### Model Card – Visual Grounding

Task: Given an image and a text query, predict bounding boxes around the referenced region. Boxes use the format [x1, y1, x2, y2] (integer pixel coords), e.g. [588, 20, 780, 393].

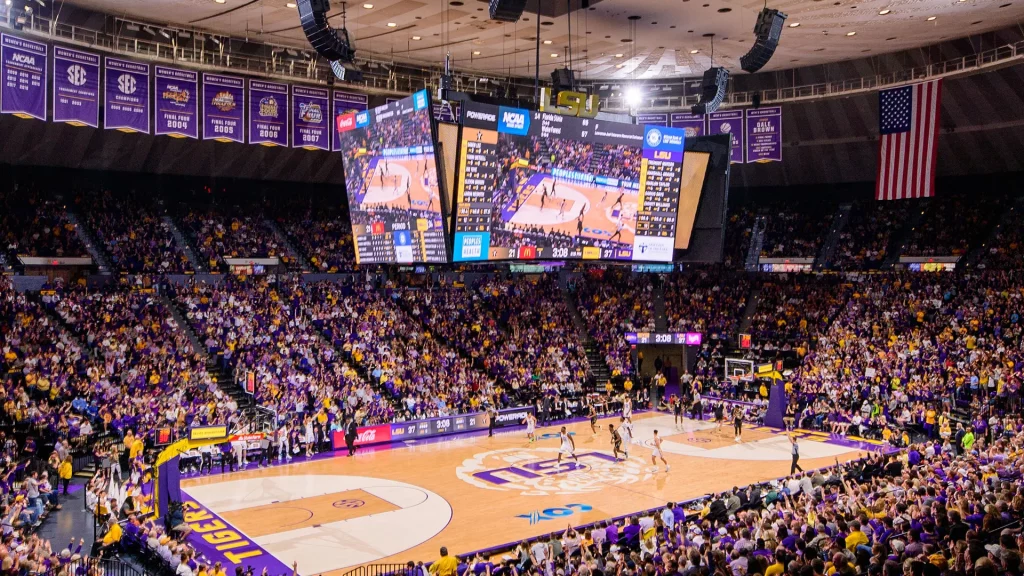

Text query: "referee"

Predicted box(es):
[487, 403, 498, 437]
[790, 434, 803, 474]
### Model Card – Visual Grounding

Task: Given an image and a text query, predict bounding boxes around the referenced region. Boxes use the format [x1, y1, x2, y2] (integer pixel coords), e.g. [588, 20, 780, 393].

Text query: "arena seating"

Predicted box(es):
[663, 268, 750, 340]
[80, 189, 193, 274]
[576, 270, 655, 377]
[829, 202, 911, 270]
[0, 184, 89, 262]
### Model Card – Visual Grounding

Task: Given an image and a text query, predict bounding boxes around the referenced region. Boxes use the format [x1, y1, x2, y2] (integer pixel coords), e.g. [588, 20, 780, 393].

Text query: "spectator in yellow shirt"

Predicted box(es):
[428, 547, 459, 576]
[846, 521, 869, 552]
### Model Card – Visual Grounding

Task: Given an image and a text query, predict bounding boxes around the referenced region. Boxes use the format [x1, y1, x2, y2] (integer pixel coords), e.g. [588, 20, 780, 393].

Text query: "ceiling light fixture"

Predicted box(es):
[412, 35, 421, 40]
[690, 49, 699, 53]
[362, 3, 373, 7]
[846, 30, 856, 35]
[878, 8, 890, 14]
[550, 53, 559, 57]
[624, 86, 642, 107]
[386, 22, 397, 27]
[473, 50, 480, 55]
[211, 36, 220, 45]
[543, 40, 552, 44]
[788, 22, 800, 27]
[160, 29, 171, 38]
[286, 2, 296, 7]
[926, 15, 936, 20]
[214, 0, 226, 3]
[615, 53, 623, 57]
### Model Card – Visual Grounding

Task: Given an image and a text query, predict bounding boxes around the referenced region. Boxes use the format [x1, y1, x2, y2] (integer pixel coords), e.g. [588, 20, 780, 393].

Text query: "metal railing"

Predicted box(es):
[39, 556, 147, 576]
[340, 564, 420, 576]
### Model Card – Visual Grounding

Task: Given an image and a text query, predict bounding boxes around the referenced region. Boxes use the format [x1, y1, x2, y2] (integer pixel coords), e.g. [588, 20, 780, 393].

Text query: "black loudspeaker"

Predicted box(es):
[691, 67, 729, 115]
[740, 8, 787, 73]
[489, 0, 528, 22]
[297, 0, 355, 62]
[751, 92, 762, 109]
[550, 68, 576, 93]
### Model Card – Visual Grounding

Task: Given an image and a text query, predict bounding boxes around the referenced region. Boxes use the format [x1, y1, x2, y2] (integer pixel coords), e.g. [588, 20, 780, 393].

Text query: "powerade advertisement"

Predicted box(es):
[331, 406, 535, 450]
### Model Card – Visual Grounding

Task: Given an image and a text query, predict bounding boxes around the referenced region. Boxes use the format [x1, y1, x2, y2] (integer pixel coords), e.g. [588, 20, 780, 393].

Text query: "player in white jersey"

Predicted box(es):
[556, 426, 579, 468]
[622, 396, 633, 420]
[524, 413, 537, 443]
[617, 417, 633, 458]
[650, 430, 670, 473]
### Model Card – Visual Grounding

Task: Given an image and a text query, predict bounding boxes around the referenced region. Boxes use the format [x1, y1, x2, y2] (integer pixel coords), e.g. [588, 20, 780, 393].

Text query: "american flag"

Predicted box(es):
[876, 79, 943, 201]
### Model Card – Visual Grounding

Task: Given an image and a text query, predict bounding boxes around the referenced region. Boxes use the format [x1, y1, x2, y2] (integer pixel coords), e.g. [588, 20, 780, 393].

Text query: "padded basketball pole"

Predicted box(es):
[534, 6, 541, 104]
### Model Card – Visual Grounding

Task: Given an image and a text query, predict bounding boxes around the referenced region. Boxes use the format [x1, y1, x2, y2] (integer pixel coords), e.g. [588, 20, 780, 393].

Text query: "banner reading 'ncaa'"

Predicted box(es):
[249, 79, 289, 147]
[1, 34, 47, 121]
[202, 73, 245, 143]
[154, 66, 199, 139]
[52, 46, 100, 128]
[105, 57, 150, 133]
[292, 85, 330, 151]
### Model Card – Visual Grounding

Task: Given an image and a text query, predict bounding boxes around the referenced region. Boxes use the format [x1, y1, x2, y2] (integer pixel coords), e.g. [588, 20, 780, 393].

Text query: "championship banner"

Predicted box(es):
[104, 57, 150, 133]
[52, 46, 100, 127]
[249, 79, 288, 147]
[202, 73, 244, 143]
[669, 112, 706, 137]
[1, 34, 47, 121]
[708, 110, 745, 163]
[636, 113, 668, 127]
[331, 90, 368, 151]
[154, 66, 199, 139]
[745, 106, 782, 163]
[291, 85, 329, 150]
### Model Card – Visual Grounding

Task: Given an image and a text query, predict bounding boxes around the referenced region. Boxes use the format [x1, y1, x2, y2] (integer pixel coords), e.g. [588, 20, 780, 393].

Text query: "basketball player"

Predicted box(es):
[540, 192, 546, 211]
[733, 406, 744, 443]
[406, 179, 413, 210]
[714, 402, 725, 432]
[617, 417, 633, 459]
[609, 424, 624, 461]
[612, 191, 625, 212]
[673, 396, 684, 430]
[588, 402, 598, 435]
[576, 207, 585, 238]
[609, 218, 625, 243]
[650, 430, 670, 473]
[556, 426, 579, 468]
[622, 394, 633, 420]
[559, 198, 567, 217]
[551, 180, 557, 197]
[524, 412, 537, 443]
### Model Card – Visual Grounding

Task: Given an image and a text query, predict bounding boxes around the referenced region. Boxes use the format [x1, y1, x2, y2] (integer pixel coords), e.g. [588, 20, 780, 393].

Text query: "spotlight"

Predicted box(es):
[297, 0, 356, 63]
[624, 86, 642, 108]
[159, 29, 171, 39]
[691, 66, 729, 115]
[739, 7, 788, 73]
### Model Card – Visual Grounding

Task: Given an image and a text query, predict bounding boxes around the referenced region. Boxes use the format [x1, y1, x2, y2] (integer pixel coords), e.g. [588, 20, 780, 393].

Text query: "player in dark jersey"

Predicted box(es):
[609, 218, 625, 243]
[406, 179, 413, 209]
[588, 402, 598, 435]
[673, 396, 684, 430]
[612, 191, 625, 212]
[609, 424, 624, 461]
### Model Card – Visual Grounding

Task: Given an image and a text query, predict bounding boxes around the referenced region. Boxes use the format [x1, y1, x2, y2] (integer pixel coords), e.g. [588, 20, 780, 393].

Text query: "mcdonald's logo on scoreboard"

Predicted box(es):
[518, 246, 537, 260]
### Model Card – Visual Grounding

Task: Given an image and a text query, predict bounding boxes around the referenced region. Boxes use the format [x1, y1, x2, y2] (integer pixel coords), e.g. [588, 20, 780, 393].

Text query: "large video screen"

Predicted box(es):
[452, 102, 689, 262]
[336, 90, 448, 264]
[675, 151, 710, 250]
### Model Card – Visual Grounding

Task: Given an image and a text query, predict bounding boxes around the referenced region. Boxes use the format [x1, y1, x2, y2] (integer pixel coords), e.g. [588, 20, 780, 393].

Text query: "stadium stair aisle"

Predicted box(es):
[736, 283, 761, 336]
[815, 203, 852, 270]
[562, 276, 612, 386]
[264, 218, 312, 272]
[308, 318, 403, 415]
[744, 215, 767, 271]
[162, 214, 207, 273]
[652, 280, 668, 332]
[29, 292, 94, 358]
[64, 207, 112, 273]
[881, 199, 929, 268]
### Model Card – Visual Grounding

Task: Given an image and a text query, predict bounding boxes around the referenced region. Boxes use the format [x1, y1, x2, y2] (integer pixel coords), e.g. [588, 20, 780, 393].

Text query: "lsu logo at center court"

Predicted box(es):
[456, 448, 650, 495]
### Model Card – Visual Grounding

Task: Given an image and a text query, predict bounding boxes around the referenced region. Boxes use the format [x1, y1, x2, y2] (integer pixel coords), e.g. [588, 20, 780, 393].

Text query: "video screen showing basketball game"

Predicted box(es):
[336, 90, 449, 264]
[452, 102, 688, 262]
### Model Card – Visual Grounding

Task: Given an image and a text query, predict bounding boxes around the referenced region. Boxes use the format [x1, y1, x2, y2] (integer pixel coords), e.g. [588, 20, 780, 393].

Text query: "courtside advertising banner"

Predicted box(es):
[249, 79, 288, 147]
[202, 73, 245, 143]
[708, 110, 745, 163]
[331, 90, 368, 151]
[745, 106, 782, 163]
[104, 57, 150, 133]
[291, 85, 330, 151]
[154, 66, 199, 139]
[1, 34, 47, 121]
[52, 46, 100, 127]
[331, 406, 536, 449]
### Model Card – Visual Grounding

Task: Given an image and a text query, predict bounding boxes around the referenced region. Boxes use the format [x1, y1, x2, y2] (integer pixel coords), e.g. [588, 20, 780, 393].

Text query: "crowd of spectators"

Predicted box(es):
[830, 203, 911, 270]
[0, 183, 89, 262]
[760, 203, 835, 259]
[80, 189, 193, 274]
[179, 210, 300, 272]
[723, 208, 757, 270]
[575, 270, 656, 377]
[903, 195, 1007, 258]
[748, 276, 852, 351]
[277, 202, 358, 273]
[663, 269, 751, 340]
[981, 208, 1024, 271]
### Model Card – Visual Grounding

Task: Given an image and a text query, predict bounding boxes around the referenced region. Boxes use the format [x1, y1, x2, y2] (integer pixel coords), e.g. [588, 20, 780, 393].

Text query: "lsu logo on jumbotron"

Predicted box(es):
[299, 102, 324, 123]
[456, 448, 649, 495]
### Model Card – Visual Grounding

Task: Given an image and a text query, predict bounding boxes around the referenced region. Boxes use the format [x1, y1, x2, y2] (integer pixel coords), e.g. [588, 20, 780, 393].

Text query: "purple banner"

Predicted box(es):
[1, 34, 47, 121]
[202, 73, 244, 143]
[104, 57, 150, 133]
[708, 110, 745, 164]
[745, 106, 782, 163]
[249, 79, 288, 147]
[292, 85, 329, 150]
[670, 112, 707, 137]
[332, 90, 368, 151]
[53, 46, 100, 127]
[636, 113, 668, 127]
[154, 66, 198, 139]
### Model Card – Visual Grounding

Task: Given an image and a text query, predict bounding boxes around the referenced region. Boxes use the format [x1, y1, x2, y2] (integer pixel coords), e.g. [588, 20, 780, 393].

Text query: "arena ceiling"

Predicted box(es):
[56, 0, 1020, 79]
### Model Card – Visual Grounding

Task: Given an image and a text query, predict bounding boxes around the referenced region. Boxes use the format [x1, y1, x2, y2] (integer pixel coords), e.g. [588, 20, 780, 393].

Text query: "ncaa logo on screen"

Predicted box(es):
[645, 128, 663, 147]
[117, 74, 137, 95]
[502, 111, 525, 130]
[67, 65, 88, 87]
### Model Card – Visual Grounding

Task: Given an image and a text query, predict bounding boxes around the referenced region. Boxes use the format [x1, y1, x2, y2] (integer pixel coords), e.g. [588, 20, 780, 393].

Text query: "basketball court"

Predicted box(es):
[498, 170, 637, 245]
[356, 154, 439, 212]
[179, 412, 885, 576]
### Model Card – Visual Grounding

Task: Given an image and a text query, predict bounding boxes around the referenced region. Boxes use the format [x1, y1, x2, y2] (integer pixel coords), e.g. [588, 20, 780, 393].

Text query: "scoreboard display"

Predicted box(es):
[452, 102, 689, 263]
[336, 90, 449, 264]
